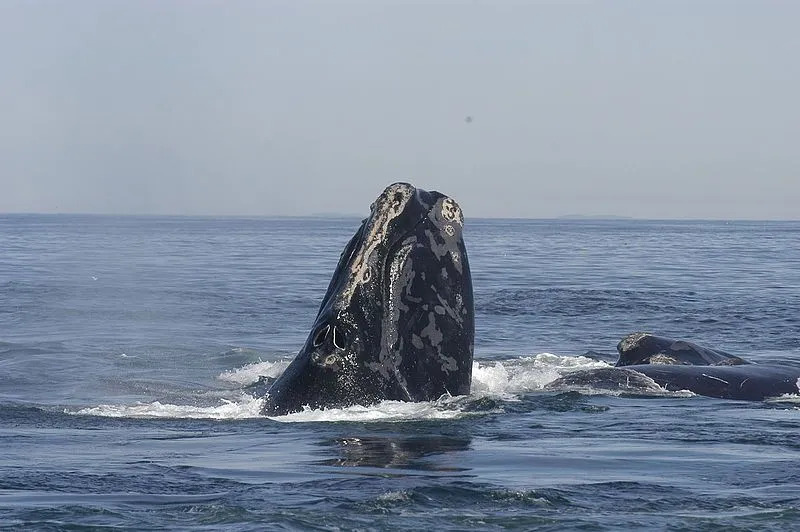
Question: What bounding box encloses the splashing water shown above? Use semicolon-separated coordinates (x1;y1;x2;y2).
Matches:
269;397;470;423
218;359;291;386
73;395;264;419
764;378;800;404
69;353;658;422
471;353;610;397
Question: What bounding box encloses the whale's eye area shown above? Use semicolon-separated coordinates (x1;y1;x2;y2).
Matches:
313;324;331;347
332;326;345;350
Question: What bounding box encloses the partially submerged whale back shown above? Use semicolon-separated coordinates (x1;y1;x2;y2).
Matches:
616;333;800;400
262;183;474;415
616;332;748;367
552;332;800;400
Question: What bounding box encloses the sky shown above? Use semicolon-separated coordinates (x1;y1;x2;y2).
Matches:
1;1;798;219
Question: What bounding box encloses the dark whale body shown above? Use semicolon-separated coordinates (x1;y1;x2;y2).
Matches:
257;184;798;412
616;333;800;400
551;333;800;400
261;183;474;415
615;333;748;367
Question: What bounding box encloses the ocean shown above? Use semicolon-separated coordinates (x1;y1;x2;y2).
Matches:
1;214;799;530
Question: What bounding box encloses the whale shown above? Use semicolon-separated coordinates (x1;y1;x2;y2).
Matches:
261;183;474;415
258;183;798;412
615;332;749;367
550;333;800;400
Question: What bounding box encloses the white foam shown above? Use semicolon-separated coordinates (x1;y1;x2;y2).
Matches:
472;353;611;397
217;359;291;385
73;353;614;422
269;396;470;423
765;379;800;404
766;378;800;405
377;490;411;502
765;395;800;404
72;394;264;420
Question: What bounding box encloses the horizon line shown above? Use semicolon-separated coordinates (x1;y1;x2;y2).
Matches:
1;211;798;223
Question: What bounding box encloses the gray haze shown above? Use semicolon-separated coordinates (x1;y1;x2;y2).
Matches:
1;1;798;219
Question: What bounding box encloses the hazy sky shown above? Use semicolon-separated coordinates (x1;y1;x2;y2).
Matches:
1;1;798;219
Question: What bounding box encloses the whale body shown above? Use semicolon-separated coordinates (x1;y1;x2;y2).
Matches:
257;184;798;412
261;183;474;415
551;332;800;400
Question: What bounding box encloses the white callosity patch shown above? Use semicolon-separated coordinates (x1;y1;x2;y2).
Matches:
337;183;412;309
427;197;465;274
618;332;649;352
440;197;464;227
648;354;680;365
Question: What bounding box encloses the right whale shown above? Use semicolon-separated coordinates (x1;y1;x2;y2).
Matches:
552;332;800;400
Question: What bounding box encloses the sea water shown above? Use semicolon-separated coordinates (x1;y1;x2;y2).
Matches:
1;215;799;529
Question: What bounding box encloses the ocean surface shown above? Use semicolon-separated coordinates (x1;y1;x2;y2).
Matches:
1;214;799;530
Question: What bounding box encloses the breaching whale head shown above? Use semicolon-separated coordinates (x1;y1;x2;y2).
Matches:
262;183;474;415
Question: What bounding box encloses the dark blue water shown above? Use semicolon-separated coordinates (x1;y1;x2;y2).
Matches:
2;214;799;530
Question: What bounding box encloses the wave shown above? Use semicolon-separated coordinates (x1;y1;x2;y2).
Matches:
69;353;706;422
73;394;263;419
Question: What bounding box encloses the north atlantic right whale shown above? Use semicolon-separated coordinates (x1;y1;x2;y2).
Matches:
551;333;800;400
260;182;474;415
254;183;798;411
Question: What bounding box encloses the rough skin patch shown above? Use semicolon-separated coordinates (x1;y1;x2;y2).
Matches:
441;198;464;227
338;184;413;307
